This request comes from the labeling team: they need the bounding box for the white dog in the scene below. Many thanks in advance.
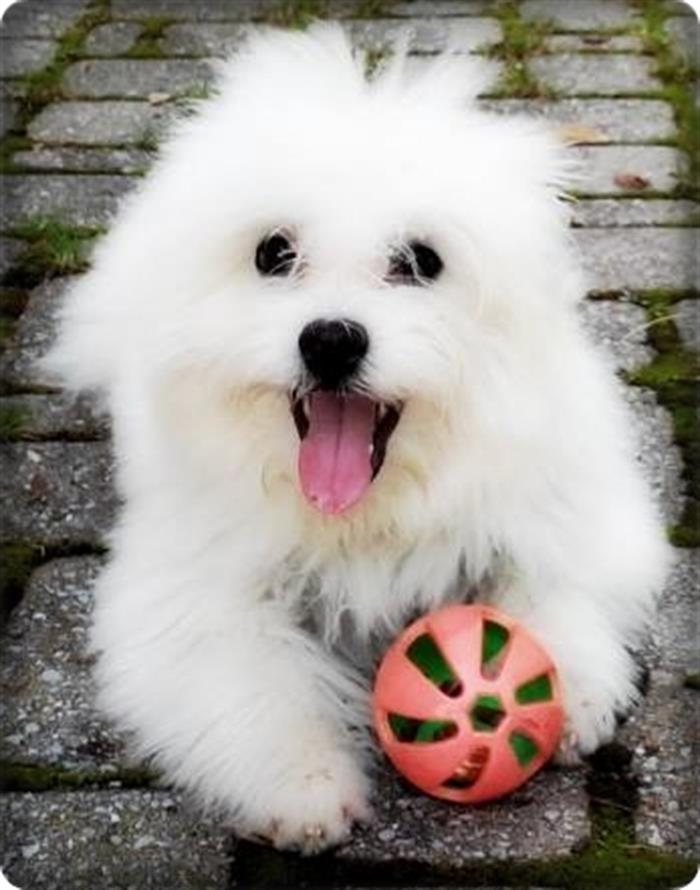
[45,25,670,854]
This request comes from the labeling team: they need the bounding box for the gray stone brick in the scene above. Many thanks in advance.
[0,236,24,276]
[82,21,142,57]
[531,53,660,96]
[0,441,117,545]
[110,0,272,20]
[570,145,687,196]
[0,558,125,770]
[571,199,700,228]
[1,791,233,890]
[0,173,137,227]
[543,34,645,52]
[623,386,684,524]
[393,1,493,14]
[28,100,179,145]
[0,37,56,76]
[62,58,216,99]
[0,392,109,439]
[521,0,642,31]
[483,98,676,143]
[0,278,74,391]
[575,228,699,292]
[346,17,502,54]
[674,299,700,352]
[0,1,88,38]
[160,22,252,57]
[622,677,698,858]
[666,15,699,64]
[340,765,589,865]
[646,551,700,675]
[578,300,653,372]
[404,53,503,94]
[13,145,154,174]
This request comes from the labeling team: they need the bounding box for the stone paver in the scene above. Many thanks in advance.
[160,22,251,57]
[485,98,676,143]
[578,300,653,372]
[0,441,117,545]
[82,21,143,57]
[0,791,233,890]
[0,37,57,76]
[341,765,589,865]
[646,551,700,675]
[575,227,699,292]
[571,199,700,228]
[13,145,154,174]
[521,0,642,31]
[623,386,684,524]
[674,299,700,352]
[0,173,137,227]
[110,0,286,19]
[666,15,700,64]
[623,679,698,858]
[393,1,493,14]
[405,53,503,94]
[28,99,180,145]
[531,53,660,96]
[62,58,216,99]
[543,34,645,52]
[570,145,687,195]
[0,558,125,770]
[0,392,109,439]
[346,17,502,55]
[1,278,78,390]
[0,0,89,38]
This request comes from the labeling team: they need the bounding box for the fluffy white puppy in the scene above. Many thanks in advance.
[45,25,670,853]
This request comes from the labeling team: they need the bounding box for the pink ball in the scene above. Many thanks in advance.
[373,604,564,803]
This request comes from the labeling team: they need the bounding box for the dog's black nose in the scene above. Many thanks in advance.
[298,319,369,389]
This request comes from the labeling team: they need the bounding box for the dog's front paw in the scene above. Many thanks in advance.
[239,749,371,855]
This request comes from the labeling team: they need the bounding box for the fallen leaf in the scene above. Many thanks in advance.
[613,171,652,190]
[555,123,611,145]
[148,92,171,106]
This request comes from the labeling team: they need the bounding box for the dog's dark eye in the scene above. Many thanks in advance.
[388,240,443,285]
[255,233,297,277]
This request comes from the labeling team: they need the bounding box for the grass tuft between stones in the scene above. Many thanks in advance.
[487,2,556,98]
[124,15,176,59]
[0,761,160,793]
[2,217,104,288]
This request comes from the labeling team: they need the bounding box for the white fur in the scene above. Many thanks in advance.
[44,26,670,853]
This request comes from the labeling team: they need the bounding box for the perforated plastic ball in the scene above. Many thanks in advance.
[373,603,564,803]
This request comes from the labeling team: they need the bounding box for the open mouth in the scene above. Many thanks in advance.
[291,391,402,515]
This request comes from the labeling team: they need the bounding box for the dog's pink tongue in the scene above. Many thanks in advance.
[299,392,375,514]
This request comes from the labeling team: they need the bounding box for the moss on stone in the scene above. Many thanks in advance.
[264,0,330,29]
[0,543,42,626]
[3,217,103,287]
[0,403,30,440]
[125,16,175,59]
[488,1,555,98]
[0,760,160,792]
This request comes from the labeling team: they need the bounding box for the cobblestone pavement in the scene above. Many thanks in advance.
[1,0,698,887]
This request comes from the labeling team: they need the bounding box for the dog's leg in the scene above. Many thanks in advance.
[91,564,371,854]
[492,479,670,756]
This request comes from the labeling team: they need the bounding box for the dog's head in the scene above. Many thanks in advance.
[47,25,582,532]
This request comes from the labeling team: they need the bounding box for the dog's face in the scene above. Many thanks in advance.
[51,27,581,534]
